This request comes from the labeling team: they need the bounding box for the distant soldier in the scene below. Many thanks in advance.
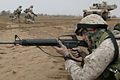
[24,5,37,24]
[16,6,22,22]
[10,6,22,22]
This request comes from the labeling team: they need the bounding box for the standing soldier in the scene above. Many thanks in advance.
[16,6,22,22]
[24,5,37,24]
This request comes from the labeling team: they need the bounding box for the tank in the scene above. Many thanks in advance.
[83,1,117,20]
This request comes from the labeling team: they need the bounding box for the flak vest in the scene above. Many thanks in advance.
[91,30,120,80]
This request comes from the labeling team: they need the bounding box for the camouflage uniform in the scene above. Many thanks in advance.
[24,5,36,24]
[65,39,120,80]
[11,6,22,22]
[65,14,120,80]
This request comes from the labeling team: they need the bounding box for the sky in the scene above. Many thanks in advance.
[0,0,119,17]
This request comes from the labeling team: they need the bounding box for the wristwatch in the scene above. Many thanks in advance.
[64,54,72,61]
[64,54,83,62]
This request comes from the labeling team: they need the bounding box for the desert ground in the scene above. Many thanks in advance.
[0,15,120,80]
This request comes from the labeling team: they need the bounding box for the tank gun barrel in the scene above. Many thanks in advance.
[107,4,117,11]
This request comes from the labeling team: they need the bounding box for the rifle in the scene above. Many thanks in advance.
[0,35,88,62]
[0,35,88,48]
[32,12,37,16]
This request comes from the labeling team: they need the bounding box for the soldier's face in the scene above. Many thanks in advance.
[82,32,90,46]
[82,29,97,46]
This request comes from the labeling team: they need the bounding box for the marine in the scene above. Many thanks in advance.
[53,14,120,80]
[24,5,37,24]
[10,6,22,22]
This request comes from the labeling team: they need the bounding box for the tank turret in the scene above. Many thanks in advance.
[83,1,117,20]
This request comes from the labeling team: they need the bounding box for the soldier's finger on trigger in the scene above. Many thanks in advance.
[71,51,79,54]
[73,47,79,50]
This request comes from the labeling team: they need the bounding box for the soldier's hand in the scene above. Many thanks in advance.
[53,41,69,56]
[71,47,87,58]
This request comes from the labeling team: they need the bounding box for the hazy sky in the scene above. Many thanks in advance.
[0,0,119,17]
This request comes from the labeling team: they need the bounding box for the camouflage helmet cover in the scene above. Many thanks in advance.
[30,5,33,8]
[75,14,108,35]
[19,6,22,8]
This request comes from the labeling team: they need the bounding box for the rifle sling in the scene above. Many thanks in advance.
[106,30,119,64]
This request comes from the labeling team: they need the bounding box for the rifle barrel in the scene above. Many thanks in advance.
[0,41,15,44]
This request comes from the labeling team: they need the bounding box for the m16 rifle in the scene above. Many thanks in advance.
[0,35,88,62]
[32,12,37,17]
[0,35,88,48]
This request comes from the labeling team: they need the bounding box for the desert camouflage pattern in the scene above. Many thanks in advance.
[10,6,22,22]
[65,38,120,80]
[25,7,36,24]
[75,14,107,35]
[78,14,107,25]
[83,1,117,21]
[16,7,22,21]
[28,7,33,13]
[25,12,35,23]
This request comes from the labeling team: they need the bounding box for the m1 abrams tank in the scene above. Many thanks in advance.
[83,1,117,20]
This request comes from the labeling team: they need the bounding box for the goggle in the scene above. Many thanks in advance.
[75,23,108,35]
[79,28,96,36]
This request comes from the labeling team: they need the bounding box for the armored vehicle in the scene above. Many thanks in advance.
[83,1,117,20]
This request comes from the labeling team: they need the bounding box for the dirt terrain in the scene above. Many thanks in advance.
[0,15,120,80]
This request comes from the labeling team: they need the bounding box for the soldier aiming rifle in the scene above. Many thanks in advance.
[53,14,120,80]
[1,14,120,80]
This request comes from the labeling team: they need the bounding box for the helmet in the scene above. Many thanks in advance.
[75,14,108,35]
[19,6,22,8]
[30,5,33,8]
